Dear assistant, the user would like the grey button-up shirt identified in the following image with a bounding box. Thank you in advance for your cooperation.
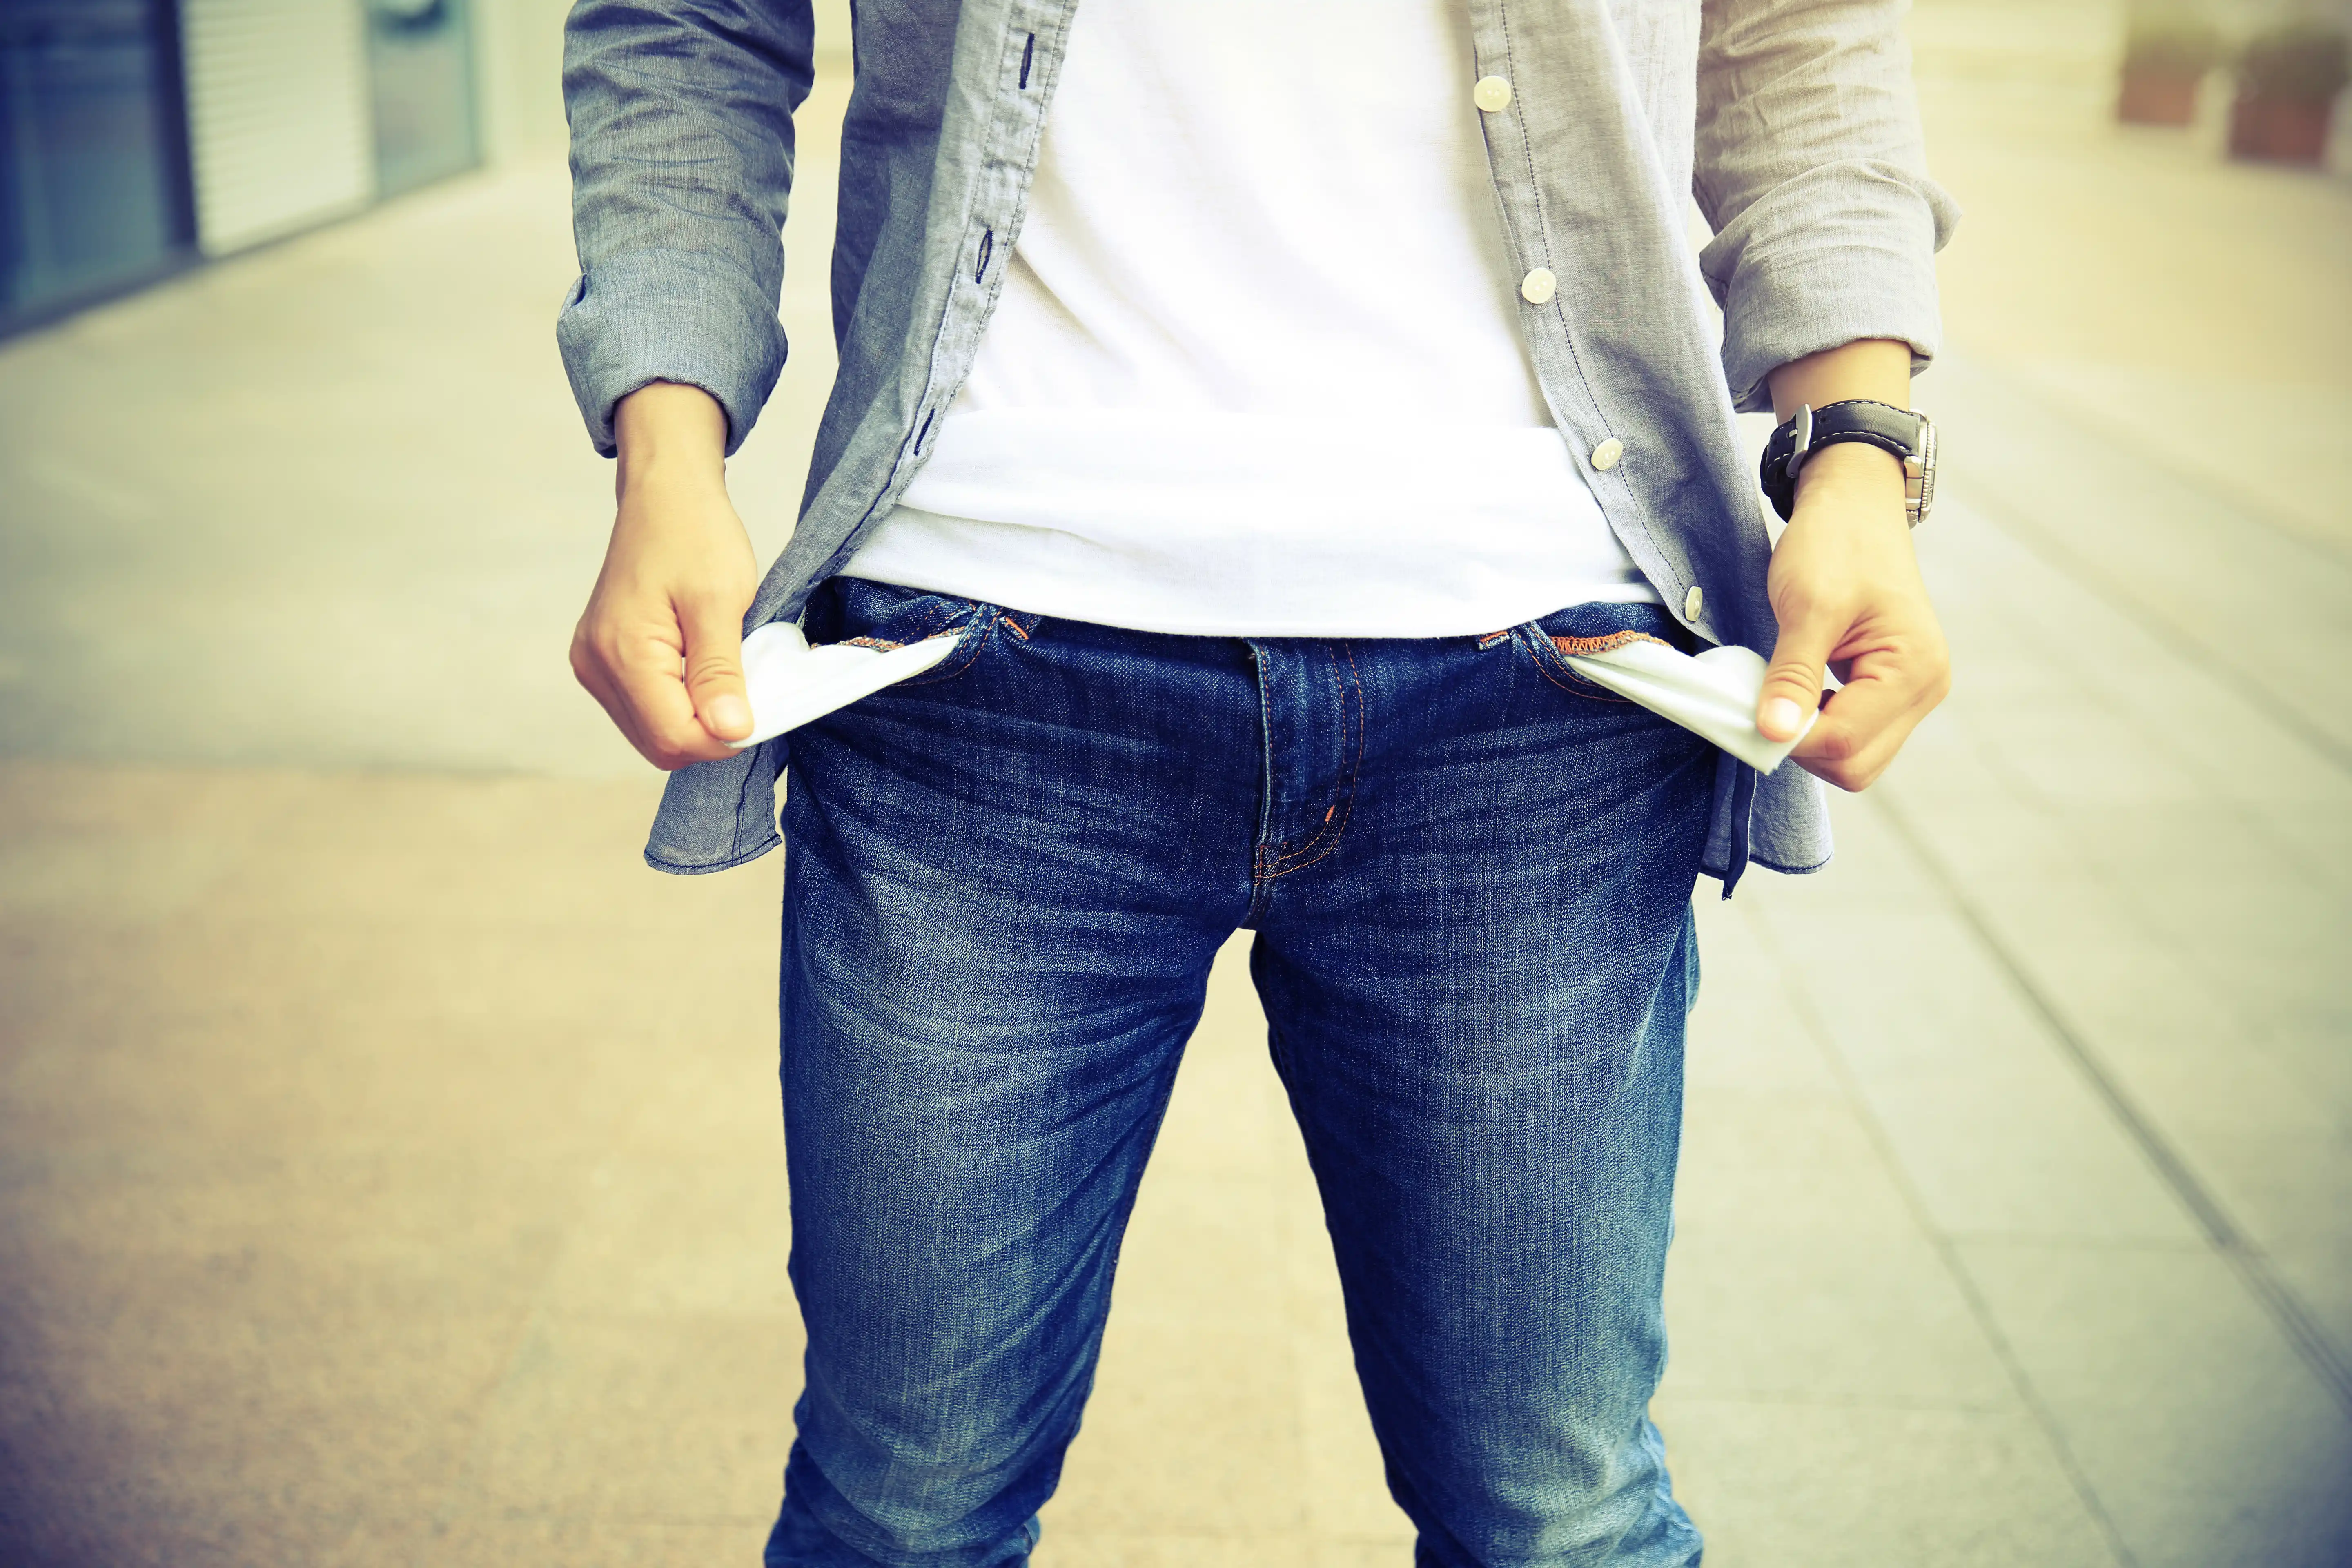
[558,0,1958,889]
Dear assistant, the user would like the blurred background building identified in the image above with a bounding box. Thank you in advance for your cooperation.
[0,0,575,334]
[2,0,2344,339]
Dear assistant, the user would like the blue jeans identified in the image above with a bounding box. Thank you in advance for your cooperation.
[769,578,1715,1568]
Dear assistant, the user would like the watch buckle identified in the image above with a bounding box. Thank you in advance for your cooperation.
[1782,404,1814,479]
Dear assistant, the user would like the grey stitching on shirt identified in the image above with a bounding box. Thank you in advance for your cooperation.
[1019,33,1035,88]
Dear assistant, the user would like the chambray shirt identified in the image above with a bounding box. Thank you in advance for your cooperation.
[558,0,1958,889]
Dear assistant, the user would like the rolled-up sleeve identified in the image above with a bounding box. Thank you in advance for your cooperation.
[1693,0,1961,412]
[558,0,817,457]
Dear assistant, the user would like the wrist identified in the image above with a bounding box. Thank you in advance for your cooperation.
[613,381,728,499]
[1792,440,1905,504]
[618,454,728,503]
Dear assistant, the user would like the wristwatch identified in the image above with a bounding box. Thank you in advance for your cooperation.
[1760,399,1938,527]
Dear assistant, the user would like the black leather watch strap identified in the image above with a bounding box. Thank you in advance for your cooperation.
[1760,399,1931,524]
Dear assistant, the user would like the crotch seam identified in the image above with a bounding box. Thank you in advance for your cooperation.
[1255,642,1365,883]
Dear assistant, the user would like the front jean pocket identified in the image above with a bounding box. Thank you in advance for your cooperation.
[1511,601,1697,704]
[800,577,1015,687]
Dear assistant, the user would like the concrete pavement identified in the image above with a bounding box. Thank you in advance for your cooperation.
[4,6,2350,1564]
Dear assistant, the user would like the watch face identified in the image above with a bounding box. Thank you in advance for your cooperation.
[1910,420,1937,525]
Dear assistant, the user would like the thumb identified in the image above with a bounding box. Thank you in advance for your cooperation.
[678,592,753,744]
[1758,604,1840,742]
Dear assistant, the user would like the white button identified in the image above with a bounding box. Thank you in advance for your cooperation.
[1473,76,1513,113]
[1590,437,1624,470]
[1520,268,1556,305]
[1684,585,1706,621]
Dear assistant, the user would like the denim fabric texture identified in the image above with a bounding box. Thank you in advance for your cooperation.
[559,0,1959,889]
[766,579,1714,1567]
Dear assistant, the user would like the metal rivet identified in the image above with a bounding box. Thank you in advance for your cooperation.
[1473,76,1513,113]
[1590,437,1624,470]
[1519,268,1556,305]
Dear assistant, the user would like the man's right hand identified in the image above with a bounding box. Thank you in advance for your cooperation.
[570,382,760,771]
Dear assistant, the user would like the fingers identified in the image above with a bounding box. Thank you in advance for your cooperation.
[571,612,741,772]
[570,633,657,760]
[677,590,753,746]
[571,461,760,771]
[1757,599,1842,742]
[1789,642,1950,792]
[1759,442,1950,789]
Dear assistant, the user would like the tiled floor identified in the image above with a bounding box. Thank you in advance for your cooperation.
[3,10,2348,1566]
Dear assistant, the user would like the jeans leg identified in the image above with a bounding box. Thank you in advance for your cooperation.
[766,591,1260,1567]
[1248,614,1714,1568]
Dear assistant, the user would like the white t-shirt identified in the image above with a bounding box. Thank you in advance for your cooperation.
[842,0,1658,637]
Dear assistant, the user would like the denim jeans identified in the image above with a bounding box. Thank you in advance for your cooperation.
[768,577,1715,1568]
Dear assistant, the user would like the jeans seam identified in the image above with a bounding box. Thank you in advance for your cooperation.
[1523,623,1640,704]
[901,602,1001,685]
[1243,644,1280,926]
[1257,642,1365,883]
[837,597,957,653]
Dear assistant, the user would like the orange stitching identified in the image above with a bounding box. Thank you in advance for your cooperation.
[843,635,903,650]
[904,617,989,684]
[1528,638,1632,704]
[1551,630,1666,658]
[1262,832,1348,882]
[1263,648,1352,873]
[1262,642,1366,880]
[997,615,1030,639]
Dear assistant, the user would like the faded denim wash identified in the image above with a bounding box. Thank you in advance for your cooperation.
[557,0,1959,890]
[768,579,1714,1567]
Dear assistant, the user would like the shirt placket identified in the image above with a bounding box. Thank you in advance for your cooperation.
[1461,0,1714,648]
[881,0,1076,518]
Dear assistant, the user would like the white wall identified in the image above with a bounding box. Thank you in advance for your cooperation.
[181,0,376,254]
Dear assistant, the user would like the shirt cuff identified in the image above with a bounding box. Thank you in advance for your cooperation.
[555,247,788,458]
[1702,161,1961,414]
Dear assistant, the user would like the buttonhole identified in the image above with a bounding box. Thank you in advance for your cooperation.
[1019,33,1035,88]
[975,229,993,283]
[914,409,934,452]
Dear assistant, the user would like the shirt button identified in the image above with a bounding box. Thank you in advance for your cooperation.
[1473,76,1513,113]
[1590,437,1624,470]
[1519,267,1556,305]
[1684,585,1706,621]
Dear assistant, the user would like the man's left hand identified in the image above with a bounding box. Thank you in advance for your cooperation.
[1754,441,1951,792]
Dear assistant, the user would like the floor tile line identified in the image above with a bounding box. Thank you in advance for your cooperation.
[1657,1389,2017,1414]
[1935,1232,2208,1254]
[1945,485,2352,778]
[1872,791,2352,1423]
[1741,900,2143,1568]
[1953,352,2352,572]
